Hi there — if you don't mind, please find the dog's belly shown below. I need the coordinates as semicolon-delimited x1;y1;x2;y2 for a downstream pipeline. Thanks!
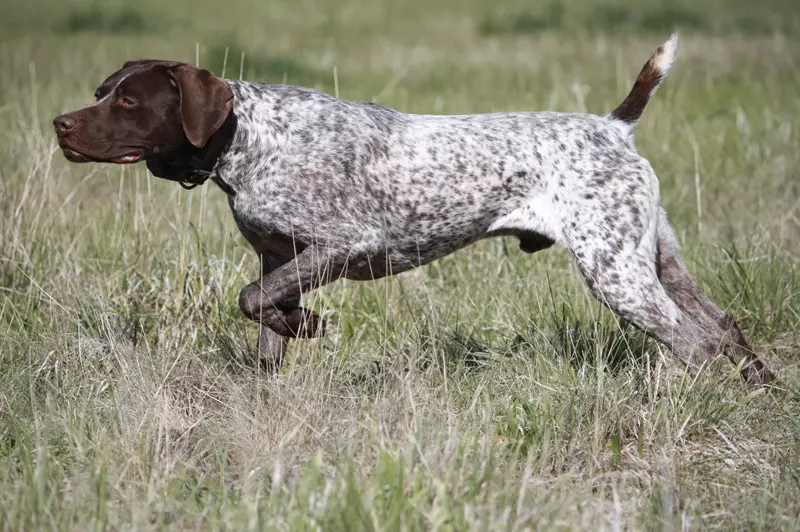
231;184;504;278
230;166;552;271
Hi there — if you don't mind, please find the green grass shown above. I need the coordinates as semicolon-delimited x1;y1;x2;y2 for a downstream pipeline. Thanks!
1;0;800;529
53;6;156;35
478;0;800;36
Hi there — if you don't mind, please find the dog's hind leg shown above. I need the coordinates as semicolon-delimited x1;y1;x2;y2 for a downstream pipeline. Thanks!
569;224;720;373
656;210;773;384
561;161;764;383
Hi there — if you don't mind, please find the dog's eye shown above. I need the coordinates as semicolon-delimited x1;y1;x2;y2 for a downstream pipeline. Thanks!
120;96;138;108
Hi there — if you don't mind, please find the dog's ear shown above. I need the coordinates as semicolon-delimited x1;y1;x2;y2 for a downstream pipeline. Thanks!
167;64;234;148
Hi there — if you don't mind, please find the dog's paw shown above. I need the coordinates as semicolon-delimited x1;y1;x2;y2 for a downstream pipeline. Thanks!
264;307;325;338
741;357;775;387
287;307;326;338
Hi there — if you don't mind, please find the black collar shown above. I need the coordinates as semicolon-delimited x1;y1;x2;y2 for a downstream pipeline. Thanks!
145;113;237;194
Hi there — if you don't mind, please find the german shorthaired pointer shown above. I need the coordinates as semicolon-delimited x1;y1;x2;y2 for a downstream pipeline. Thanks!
53;35;773;384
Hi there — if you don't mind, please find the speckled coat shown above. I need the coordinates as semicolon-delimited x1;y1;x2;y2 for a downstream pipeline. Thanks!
151;36;780;382
220;81;645;273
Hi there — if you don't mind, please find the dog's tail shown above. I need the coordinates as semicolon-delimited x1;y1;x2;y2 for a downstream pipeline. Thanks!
608;33;678;129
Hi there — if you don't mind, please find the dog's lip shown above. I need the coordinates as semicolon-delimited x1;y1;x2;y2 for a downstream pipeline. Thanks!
110;149;143;164
59;144;143;164
61;147;91;163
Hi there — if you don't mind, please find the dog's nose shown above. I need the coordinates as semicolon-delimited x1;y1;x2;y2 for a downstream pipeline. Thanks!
53;114;76;134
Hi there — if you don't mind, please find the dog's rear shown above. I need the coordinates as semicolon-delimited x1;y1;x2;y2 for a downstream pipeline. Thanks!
602;34;771;383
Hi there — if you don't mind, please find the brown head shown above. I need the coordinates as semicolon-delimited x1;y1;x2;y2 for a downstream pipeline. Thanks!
53;60;233;166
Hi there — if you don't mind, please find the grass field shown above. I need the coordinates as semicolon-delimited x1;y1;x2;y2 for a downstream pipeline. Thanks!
2;0;800;529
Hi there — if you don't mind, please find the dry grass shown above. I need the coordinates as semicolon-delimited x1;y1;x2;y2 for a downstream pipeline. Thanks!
1;0;799;529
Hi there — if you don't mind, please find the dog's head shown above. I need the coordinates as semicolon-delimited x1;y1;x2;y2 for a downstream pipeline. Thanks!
53;60;233;165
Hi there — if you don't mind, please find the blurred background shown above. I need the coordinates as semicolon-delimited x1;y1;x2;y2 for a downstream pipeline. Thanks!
1;0;799;529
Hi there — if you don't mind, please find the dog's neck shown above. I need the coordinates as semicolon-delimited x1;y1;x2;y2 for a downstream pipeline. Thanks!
212;81;309;194
165;80;329;195
146;112;238;194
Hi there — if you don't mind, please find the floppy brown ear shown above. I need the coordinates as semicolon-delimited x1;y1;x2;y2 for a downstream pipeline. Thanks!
167;64;234;148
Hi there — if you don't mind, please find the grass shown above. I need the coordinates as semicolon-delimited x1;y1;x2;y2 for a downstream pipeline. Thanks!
53;6;156;35
205;43;327;86
478;0;800;36
1;0;800;529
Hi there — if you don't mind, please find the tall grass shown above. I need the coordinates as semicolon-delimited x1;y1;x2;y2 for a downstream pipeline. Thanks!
1;0;799;529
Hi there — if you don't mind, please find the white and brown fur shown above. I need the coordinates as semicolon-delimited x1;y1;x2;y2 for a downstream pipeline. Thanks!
54;35;774;384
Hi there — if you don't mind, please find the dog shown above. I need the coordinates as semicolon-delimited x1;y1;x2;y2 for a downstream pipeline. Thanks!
52;34;773;384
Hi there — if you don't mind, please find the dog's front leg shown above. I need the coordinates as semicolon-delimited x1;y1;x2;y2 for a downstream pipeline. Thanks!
238;245;342;358
246;254;293;372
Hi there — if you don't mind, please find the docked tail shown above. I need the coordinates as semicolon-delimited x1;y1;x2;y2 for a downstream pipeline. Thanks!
608;34;678;128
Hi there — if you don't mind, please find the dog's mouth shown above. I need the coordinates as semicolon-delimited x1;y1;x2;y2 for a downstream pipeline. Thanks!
60;145;143;164
61;148;91;163
110;150;143;164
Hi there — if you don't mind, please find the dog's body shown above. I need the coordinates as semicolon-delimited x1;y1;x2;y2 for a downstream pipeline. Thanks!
222;82;617;268
53;35;773;383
